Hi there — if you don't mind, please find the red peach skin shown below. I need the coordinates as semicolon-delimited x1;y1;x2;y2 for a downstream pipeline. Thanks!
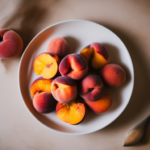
47;37;70;58
59;54;88;80
100;64;126;87
80;43;109;70
51;76;78;104
0;29;23;58
33;92;57;113
79;74;105;101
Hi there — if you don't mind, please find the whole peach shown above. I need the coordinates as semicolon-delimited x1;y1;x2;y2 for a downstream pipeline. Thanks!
47;37;70;58
59;53;88;80
0;29;23;58
79;74;105;101
100;64;126;87
51;76;77;104
33;92;57;113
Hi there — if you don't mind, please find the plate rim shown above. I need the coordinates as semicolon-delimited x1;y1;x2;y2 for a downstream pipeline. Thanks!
18;19;134;135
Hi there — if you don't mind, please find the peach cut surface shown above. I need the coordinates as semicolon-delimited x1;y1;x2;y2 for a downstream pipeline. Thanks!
33;53;59;79
30;78;52;97
56;102;86;125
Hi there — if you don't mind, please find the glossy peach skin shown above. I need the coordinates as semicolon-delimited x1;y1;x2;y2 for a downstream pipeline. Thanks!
59;54;88;80
47;37;70;58
33;52;59;79
84;93;112;113
56;100;86;125
100;64;126;87
33;92;57;113
30;77;53;97
79;74;105;101
51;76;78;104
80;43;109;70
0;29;23;58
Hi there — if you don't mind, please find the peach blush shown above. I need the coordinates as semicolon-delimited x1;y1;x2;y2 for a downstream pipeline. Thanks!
100;64;126;87
47;37;70;58
80;43;109;70
79;74;105;101
0;29;23;58
51;76;78;104
59;53;88;80
33;92;57;113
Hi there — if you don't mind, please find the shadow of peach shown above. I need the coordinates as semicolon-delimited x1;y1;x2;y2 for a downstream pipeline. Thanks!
2;0;51;50
64;36;81;53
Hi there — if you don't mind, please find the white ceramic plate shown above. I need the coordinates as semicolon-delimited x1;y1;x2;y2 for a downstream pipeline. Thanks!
18;20;134;135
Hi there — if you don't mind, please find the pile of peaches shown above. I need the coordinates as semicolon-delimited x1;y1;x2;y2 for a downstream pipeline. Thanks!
30;37;126;125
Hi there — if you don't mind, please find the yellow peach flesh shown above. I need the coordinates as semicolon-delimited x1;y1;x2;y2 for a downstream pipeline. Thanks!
41;62;58;79
33;54;59;79
80;48;94;64
56;102;85;125
30;79;52;97
91;50;108;69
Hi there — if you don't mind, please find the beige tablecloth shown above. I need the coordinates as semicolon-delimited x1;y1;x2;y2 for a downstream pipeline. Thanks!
0;0;149;150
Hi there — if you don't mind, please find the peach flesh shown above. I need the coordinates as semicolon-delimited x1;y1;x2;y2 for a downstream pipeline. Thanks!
51;76;77;104
56;101;86;125
30;77;53;97
100;64;126;87
84;93;112;113
33;92;57;113
33;53;59;79
0;29;23;58
79;74;105;101
59;54;88;80
80;43;109;70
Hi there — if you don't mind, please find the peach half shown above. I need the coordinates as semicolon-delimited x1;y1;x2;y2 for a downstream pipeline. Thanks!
30;77;53;97
100;64;126;87
47;37;70;58
84;93;112;113
0;29;23;58
80;43;109;70
79;74;105;101
59;54;88;80
33;52;59;79
51;76;77;104
56;100;86;125
33;92;57;113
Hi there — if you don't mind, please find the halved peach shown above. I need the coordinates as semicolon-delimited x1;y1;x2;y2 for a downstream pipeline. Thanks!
80;43;109;70
56;100;86;125
33;52;59;79
30;77;53;97
84;93;112;113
